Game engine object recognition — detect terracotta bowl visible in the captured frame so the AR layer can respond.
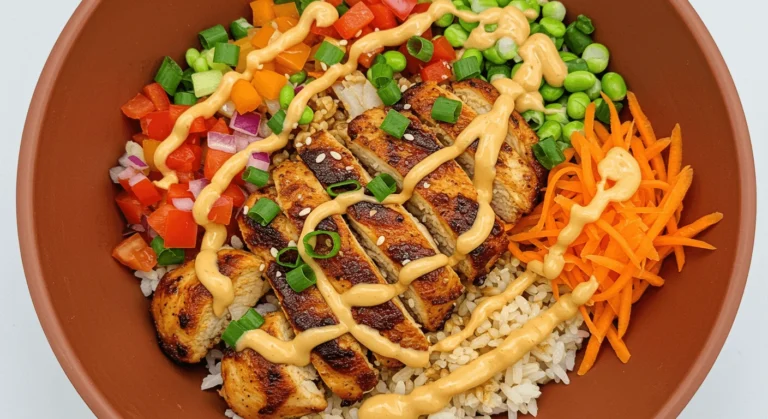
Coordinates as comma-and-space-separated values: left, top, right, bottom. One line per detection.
18, 0, 755, 417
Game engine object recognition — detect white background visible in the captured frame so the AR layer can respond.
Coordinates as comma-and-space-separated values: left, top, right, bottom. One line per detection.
1, 0, 765, 417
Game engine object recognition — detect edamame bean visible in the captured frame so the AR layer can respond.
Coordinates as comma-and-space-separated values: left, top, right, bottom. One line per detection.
279, 85, 295, 110
554, 37, 564, 50
575, 15, 595, 35
556, 94, 570, 107
537, 120, 563, 141
566, 58, 588, 73
509, 0, 537, 21
289, 70, 307, 85
540, 83, 565, 102
497, 0, 511, 6
582, 43, 610, 74
186, 48, 201, 67
542, 1, 566, 21
457, 5, 479, 32
563, 23, 593, 55
540, 17, 566, 38
482, 46, 506, 65
566, 92, 590, 119
383, 51, 407, 73
192, 56, 209, 73
485, 24, 498, 32
496, 37, 517, 61
445, 24, 470, 47
530, 22, 542, 35
524, 0, 540, 21
545, 103, 570, 125
564, 70, 598, 92
522, 110, 545, 130
299, 106, 314, 125
462, 48, 484, 67
559, 51, 578, 62
563, 121, 585, 141
601, 72, 627, 101
471, 0, 498, 14
585, 79, 602, 100
436, 13, 455, 27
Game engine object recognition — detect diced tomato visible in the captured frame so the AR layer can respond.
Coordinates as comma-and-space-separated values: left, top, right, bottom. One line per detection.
382, 0, 417, 21
166, 144, 202, 172
164, 209, 198, 248
148, 204, 174, 237
222, 183, 246, 207
141, 111, 174, 140
205, 149, 235, 180
131, 178, 162, 207
399, 43, 424, 75
208, 195, 235, 225
209, 118, 231, 135
115, 191, 145, 224
326, 0, 343, 5
431, 36, 456, 63
359, 47, 384, 68
169, 104, 189, 122
121, 93, 155, 119
333, 2, 374, 39
311, 23, 340, 39
421, 59, 453, 82
368, 4, 397, 30
142, 83, 171, 111
112, 234, 157, 271
412, 2, 430, 14
190, 117, 207, 134
168, 183, 195, 200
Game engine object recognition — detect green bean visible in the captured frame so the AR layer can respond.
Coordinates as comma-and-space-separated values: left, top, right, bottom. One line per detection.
186, 48, 201, 67
482, 46, 506, 65
522, 110, 545, 130
289, 70, 307, 85
537, 120, 563, 141
559, 51, 579, 62
562, 121, 585, 141
566, 92, 590, 120
542, 1, 566, 21
601, 72, 627, 101
545, 103, 570, 125
563, 23, 593, 55
564, 70, 597, 92
435, 13, 455, 27
540, 17, 566, 38
585, 79, 602, 100
582, 43, 610, 74
279, 85, 295, 110
566, 58, 589, 73
462, 48, 484, 67
445, 24, 470, 47
575, 15, 595, 35
383, 51, 407, 73
539, 83, 565, 102
299, 106, 314, 125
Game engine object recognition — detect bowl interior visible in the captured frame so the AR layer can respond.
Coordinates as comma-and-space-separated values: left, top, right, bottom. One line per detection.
18, 0, 754, 418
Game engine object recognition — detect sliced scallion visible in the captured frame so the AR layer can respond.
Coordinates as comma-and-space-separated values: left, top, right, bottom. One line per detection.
158, 248, 185, 266
230, 18, 254, 40
150, 236, 165, 256
191, 70, 223, 98
303, 230, 342, 259
406, 36, 434, 62
181, 68, 195, 91
326, 179, 362, 197
213, 42, 240, 67
276, 247, 303, 268
221, 320, 247, 347
336, 3, 350, 15
174, 91, 197, 106
237, 308, 265, 330
379, 109, 410, 139
314, 41, 345, 66
242, 166, 269, 187
367, 63, 394, 89
376, 79, 402, 106
267, 110, 286, 134
247, 197, 280, 226
366, 173, 397, 202
286, 264, 317, 292
199, 24, 229, 50
453, 56, 481, 81
431, 97, 462, 124
155, 56, 184, 95
532, 137, 566, 170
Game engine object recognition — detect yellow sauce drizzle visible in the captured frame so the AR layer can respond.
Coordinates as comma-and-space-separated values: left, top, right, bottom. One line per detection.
236, 324, 347, 365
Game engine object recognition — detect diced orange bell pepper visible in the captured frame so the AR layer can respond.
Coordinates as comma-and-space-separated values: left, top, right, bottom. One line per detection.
250, 0, 275, 26
251, 26, 276, 49
142, 139, 161, 171
274, 2, 299, 18
231, 79, 263, 114
148, 204, 174, 237
236, 41, 255, 72
274, 16, 298, 32
112, 234, 157, 271
208, 195, 235, 225
276, 43, 311, 73
164, 209, 199, 248
205, 149, 236, 180
251, 70, 287, 100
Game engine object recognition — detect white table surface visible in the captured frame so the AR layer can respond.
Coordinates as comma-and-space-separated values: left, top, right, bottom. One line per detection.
2, 0, 765, 417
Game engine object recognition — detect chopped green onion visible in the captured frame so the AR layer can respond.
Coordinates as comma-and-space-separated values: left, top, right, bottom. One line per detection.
431, 97, 462, 124
564, 23, 593, 55
248, 197, 280, 226
298, 0, 318, 14
336, 2, 350, 15
453, 56, 481, 81
230, 18, 254, 40
379, 110, 410, 139
326, 179, 362, 197
181, 68, 195, 91
575, 15, 595, 35
213, 42, 240, 67
367, 63, 394, 89
155, 56, 184, 95
267, 110, 287, 134
406, 36, 434, 62
242, 166, 269, 187
150, 236, 165, 255
314, 41, 345, 66
173, 91, 197, 106
238, 308, 265, 330
486, 64, 511, 82
158, 248, 185, 266
303, 230, 342, 259
221, 321, 247, 347
376, 79, 402, 106
289, 70, 307, 85
532, 137, 566, 170
199, 24, 229, 50
191, 70, 223, 98
366, 173, 397, 202
286, 264, 317, 292
276, 247, 303, 268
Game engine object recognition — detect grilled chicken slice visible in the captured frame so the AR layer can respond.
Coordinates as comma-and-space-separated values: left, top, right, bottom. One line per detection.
272, 160, 430, 368
296, 131, 464, 331
151, 249, 269, 363
399, 80, 543, 225
219, 311, 327, 419
347, 108, 508, 283
237, 192, 378, 402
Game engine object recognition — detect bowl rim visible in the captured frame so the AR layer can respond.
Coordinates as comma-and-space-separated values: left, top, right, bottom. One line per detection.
17, 0, 756, 417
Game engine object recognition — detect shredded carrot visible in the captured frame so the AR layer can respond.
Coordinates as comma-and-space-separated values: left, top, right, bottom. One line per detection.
508, 92, 721, 375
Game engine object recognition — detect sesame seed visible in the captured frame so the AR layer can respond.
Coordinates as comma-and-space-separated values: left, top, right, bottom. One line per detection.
325, 238, 332, 246
355, 29, 362, 37
374, 28, 380, 32
330, 151, 342, 160
256, 64, 264, 70
402, 259, 411, 265
299, 207, 311, 216
441, 75, 448, 80
292, 123, 298, 129
306, 137, 312, 145
423, 182, 431, 189
400, 84, 408, 92
316, 153, 326, 163
270, 248, 278, 258
403, 104, 411, 110
297, 194, 303, 199
321, 62, 328, 71
369, 209, 377, 216
243, 206, 249, 214
403, 133, 414, 141
259, 264, 265, 272
377, 236, 385, 246
345, 165, 354, 171
288, 240, 296, 247
296, 142, 303, 148
276, 271, 282, 278
339, 40, 348, 46
271, 22, 278, 30
284, 73, 290, 79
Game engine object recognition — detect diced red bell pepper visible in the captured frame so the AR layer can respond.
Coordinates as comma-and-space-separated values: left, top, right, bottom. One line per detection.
209, 118, 231, 134
166, 144, 202, 173
176, 171, 197, 184
326, 0, 343, 6
204, 149, 235, 180
362, 0, 381, 5
185, 133, 201, 145
115, 191, 145, 224
421, 26, 432, 39
399, 43, 424, 75
334, 2, 374, 40
121, 93, 155, 119
421, 59, 453, 82
311, 23, 340, 39
431, 36, 456, 63
382, 0, 417, 21
169, 104, 189, 122
148, 204, 174, 237
164, 209, 198, 248
368, 4, 397, 30
132, 133, 150, 145
112, 233, 157, 271
131, 177, 162, 207
190, 116, 208, 134
168, 183, 195, 200
222, 183, 246, 207
141, 111, 174, 140
412, 2, 430, 14
204, 117, 219, 131
208, 195, 235, 225
142, 83, 171, 112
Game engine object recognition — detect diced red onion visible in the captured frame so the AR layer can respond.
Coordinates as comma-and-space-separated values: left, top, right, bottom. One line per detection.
264, 99, 281, 116
118, 166, 139, 181
117, 153, 132, 168
294, 85, 304, 95
207, 132, 237, 153
244, 183, 259, 194
247, 152, 270, 171
258, 118, 273, 137
130, 224, 146, 232
127, 155, 149, 170
172, 198, 195, 212
128, 173, 148, 187
219, 101, 236, 118
230, 112, 262, 136
188, 178, 210, 199
109, 166, 125, 183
